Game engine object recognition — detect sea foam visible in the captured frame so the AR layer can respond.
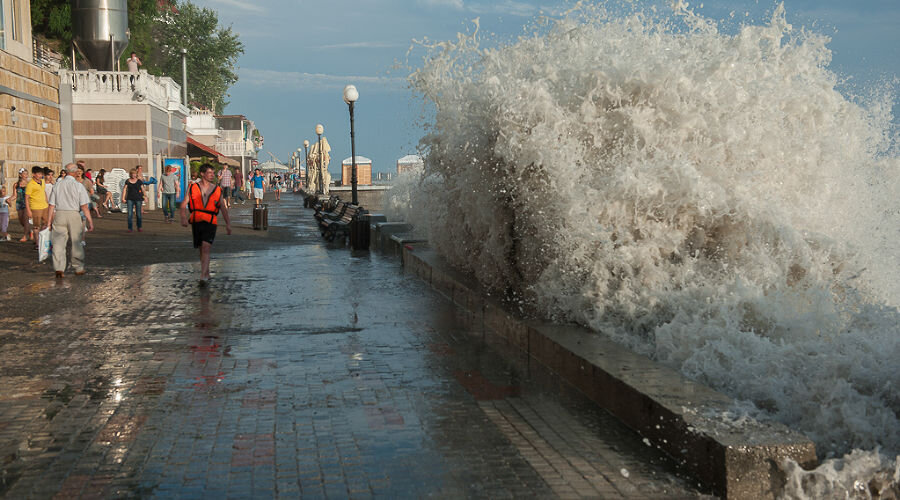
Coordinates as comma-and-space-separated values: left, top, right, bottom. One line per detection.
404, 1, 899, 497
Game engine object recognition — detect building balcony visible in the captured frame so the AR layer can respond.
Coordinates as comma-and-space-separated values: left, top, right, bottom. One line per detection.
61, 69, 189, 115
214, 140, 255, 157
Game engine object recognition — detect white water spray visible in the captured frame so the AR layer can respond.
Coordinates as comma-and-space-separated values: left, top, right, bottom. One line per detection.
405, 2, 900, 497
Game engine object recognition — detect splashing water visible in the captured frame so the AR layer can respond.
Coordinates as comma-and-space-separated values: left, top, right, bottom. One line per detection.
406, 2, 900, 497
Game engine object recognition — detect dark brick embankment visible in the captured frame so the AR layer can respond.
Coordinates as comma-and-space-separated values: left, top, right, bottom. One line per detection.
0, 193, 705, 498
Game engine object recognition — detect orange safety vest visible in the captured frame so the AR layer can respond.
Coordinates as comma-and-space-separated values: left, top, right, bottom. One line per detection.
188, 183, 222, 224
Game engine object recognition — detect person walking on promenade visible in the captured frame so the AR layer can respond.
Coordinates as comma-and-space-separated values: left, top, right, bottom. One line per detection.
122, 168, 146, 232
95, 169, 111, 215
180, 163, 231, 286
24, 166, 49, 247
272, 175, 282, 201
47, 163, 94, 278
136, 165, 149, 214
12, 168, 30, 242
43, 168, 55, 204
159, 165, 181, 222
232, 170, 246, 204
217, 166, 234, 205
250, 168, 266, 206
74, 165, 101, 220
0, 186, 11, 241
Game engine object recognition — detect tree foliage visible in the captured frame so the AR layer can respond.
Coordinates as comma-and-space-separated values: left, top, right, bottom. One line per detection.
30, 0, 72, 47
154, 2, 243, 113
31, 0, 243, 114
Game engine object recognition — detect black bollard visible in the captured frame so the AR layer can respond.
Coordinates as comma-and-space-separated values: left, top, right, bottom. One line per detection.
349, 211, 370, 250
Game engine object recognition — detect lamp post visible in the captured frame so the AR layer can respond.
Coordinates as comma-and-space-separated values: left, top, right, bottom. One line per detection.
343, 85, 359, 205
315, 124, 324, 195
181, 48, 188, 106
296, 147, 302, 190
291, 152, 298, 190
303, 140, 310, 190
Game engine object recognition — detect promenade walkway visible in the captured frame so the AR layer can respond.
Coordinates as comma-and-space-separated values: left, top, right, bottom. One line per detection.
0, 195, 706, 498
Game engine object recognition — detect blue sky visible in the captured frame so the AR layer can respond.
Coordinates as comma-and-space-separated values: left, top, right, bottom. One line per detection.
194, 0, 899, 174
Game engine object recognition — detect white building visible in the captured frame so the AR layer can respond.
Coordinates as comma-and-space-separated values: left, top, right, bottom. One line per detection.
397, 154, 423, 174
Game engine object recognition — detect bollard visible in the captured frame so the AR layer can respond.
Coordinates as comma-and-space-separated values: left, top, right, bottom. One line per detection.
253, 204, 269, 230
350, 212, 371, 250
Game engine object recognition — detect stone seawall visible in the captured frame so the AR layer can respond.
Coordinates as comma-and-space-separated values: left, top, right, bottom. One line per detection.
377, 228, 818, 500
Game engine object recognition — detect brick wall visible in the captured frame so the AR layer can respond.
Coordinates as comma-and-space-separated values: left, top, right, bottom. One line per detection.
1, 50, 62, 196
342, 163, 372, 186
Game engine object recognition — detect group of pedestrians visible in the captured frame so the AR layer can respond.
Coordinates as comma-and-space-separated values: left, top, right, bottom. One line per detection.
6, 161, 239, 286
245, 169, 288, 204
1, 163, 110, 245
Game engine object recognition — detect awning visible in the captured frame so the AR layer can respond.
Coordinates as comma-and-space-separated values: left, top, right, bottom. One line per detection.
187, 137, 240, 167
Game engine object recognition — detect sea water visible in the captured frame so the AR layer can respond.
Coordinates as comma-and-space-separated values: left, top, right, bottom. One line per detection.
403, 2, 900, 497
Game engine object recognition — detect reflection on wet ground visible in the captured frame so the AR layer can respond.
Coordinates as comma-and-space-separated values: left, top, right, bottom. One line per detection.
0, 196, 707, 498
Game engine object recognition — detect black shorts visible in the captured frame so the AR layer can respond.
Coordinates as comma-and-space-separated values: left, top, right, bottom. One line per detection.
192, 221, 217, 248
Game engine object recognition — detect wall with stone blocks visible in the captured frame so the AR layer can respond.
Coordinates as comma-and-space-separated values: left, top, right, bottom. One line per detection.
1, 50, 62, 198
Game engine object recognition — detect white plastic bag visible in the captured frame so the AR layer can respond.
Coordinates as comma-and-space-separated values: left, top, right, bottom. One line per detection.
38, 227, 51, 262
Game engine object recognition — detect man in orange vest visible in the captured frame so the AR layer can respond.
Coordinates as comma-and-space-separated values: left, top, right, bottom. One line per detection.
180, 163, 232, 286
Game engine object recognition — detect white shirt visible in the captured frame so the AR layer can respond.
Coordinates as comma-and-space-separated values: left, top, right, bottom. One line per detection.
49, 176, 90, 211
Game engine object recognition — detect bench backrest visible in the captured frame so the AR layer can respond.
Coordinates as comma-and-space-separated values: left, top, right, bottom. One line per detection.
341, 205, 360, 222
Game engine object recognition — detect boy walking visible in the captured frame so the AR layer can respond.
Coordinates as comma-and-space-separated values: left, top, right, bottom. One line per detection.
24, 166, 48, 246
180, 163, 231, 286
250, 168, 266, 206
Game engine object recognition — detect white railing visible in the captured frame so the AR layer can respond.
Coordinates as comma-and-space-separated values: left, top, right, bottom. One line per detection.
214, 141, 252, 156
63, 70, 189, 114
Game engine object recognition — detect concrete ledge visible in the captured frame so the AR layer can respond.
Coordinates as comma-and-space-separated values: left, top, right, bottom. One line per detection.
390, 233, 427, 262
372, 222, 412, 253
400, 244, 817, 500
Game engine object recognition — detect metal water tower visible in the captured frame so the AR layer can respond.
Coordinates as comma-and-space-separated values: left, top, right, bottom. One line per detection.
71, 0, 130, 70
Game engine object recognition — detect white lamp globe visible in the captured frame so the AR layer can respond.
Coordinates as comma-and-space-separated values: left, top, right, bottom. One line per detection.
315, 124, 324, 135
343, 85, 359, 104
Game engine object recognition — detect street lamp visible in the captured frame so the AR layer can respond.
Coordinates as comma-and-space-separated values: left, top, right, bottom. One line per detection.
294, 148, 303, 187
303, 140, 310, 190
181, 48, 188, 106
343, 84, 359, 205
291, 151, 298, 189
315, 124, 324, 195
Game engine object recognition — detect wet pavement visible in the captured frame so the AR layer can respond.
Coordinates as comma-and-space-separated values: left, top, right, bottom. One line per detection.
0, 195, 706, 498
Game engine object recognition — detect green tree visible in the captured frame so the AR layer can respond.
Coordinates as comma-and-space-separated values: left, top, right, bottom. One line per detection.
155, 1, 244, 113
30, 0, 72, 49
123, 0, 163, 69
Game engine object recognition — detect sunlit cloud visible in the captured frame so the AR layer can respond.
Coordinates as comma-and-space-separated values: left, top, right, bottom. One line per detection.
237, 68, 407, 91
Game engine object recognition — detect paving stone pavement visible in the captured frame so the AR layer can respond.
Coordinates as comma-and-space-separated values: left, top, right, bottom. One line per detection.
0, 196, 710, 499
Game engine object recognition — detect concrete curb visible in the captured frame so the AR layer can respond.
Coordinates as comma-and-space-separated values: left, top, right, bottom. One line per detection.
399, 243, 817, 500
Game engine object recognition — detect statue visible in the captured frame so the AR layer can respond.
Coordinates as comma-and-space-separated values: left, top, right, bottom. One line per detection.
307, 137, 332, 195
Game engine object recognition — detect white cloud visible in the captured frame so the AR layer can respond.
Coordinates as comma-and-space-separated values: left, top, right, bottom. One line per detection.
417, 0, 539, 17
417, 0, 464, 9
468, 0, 538, 17
237, 68, 407, 91
206, 0, 267, 14
316, 41, 408, 50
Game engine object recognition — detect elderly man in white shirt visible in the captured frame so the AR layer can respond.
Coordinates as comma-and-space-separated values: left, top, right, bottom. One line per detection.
47, 163, 94, 278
